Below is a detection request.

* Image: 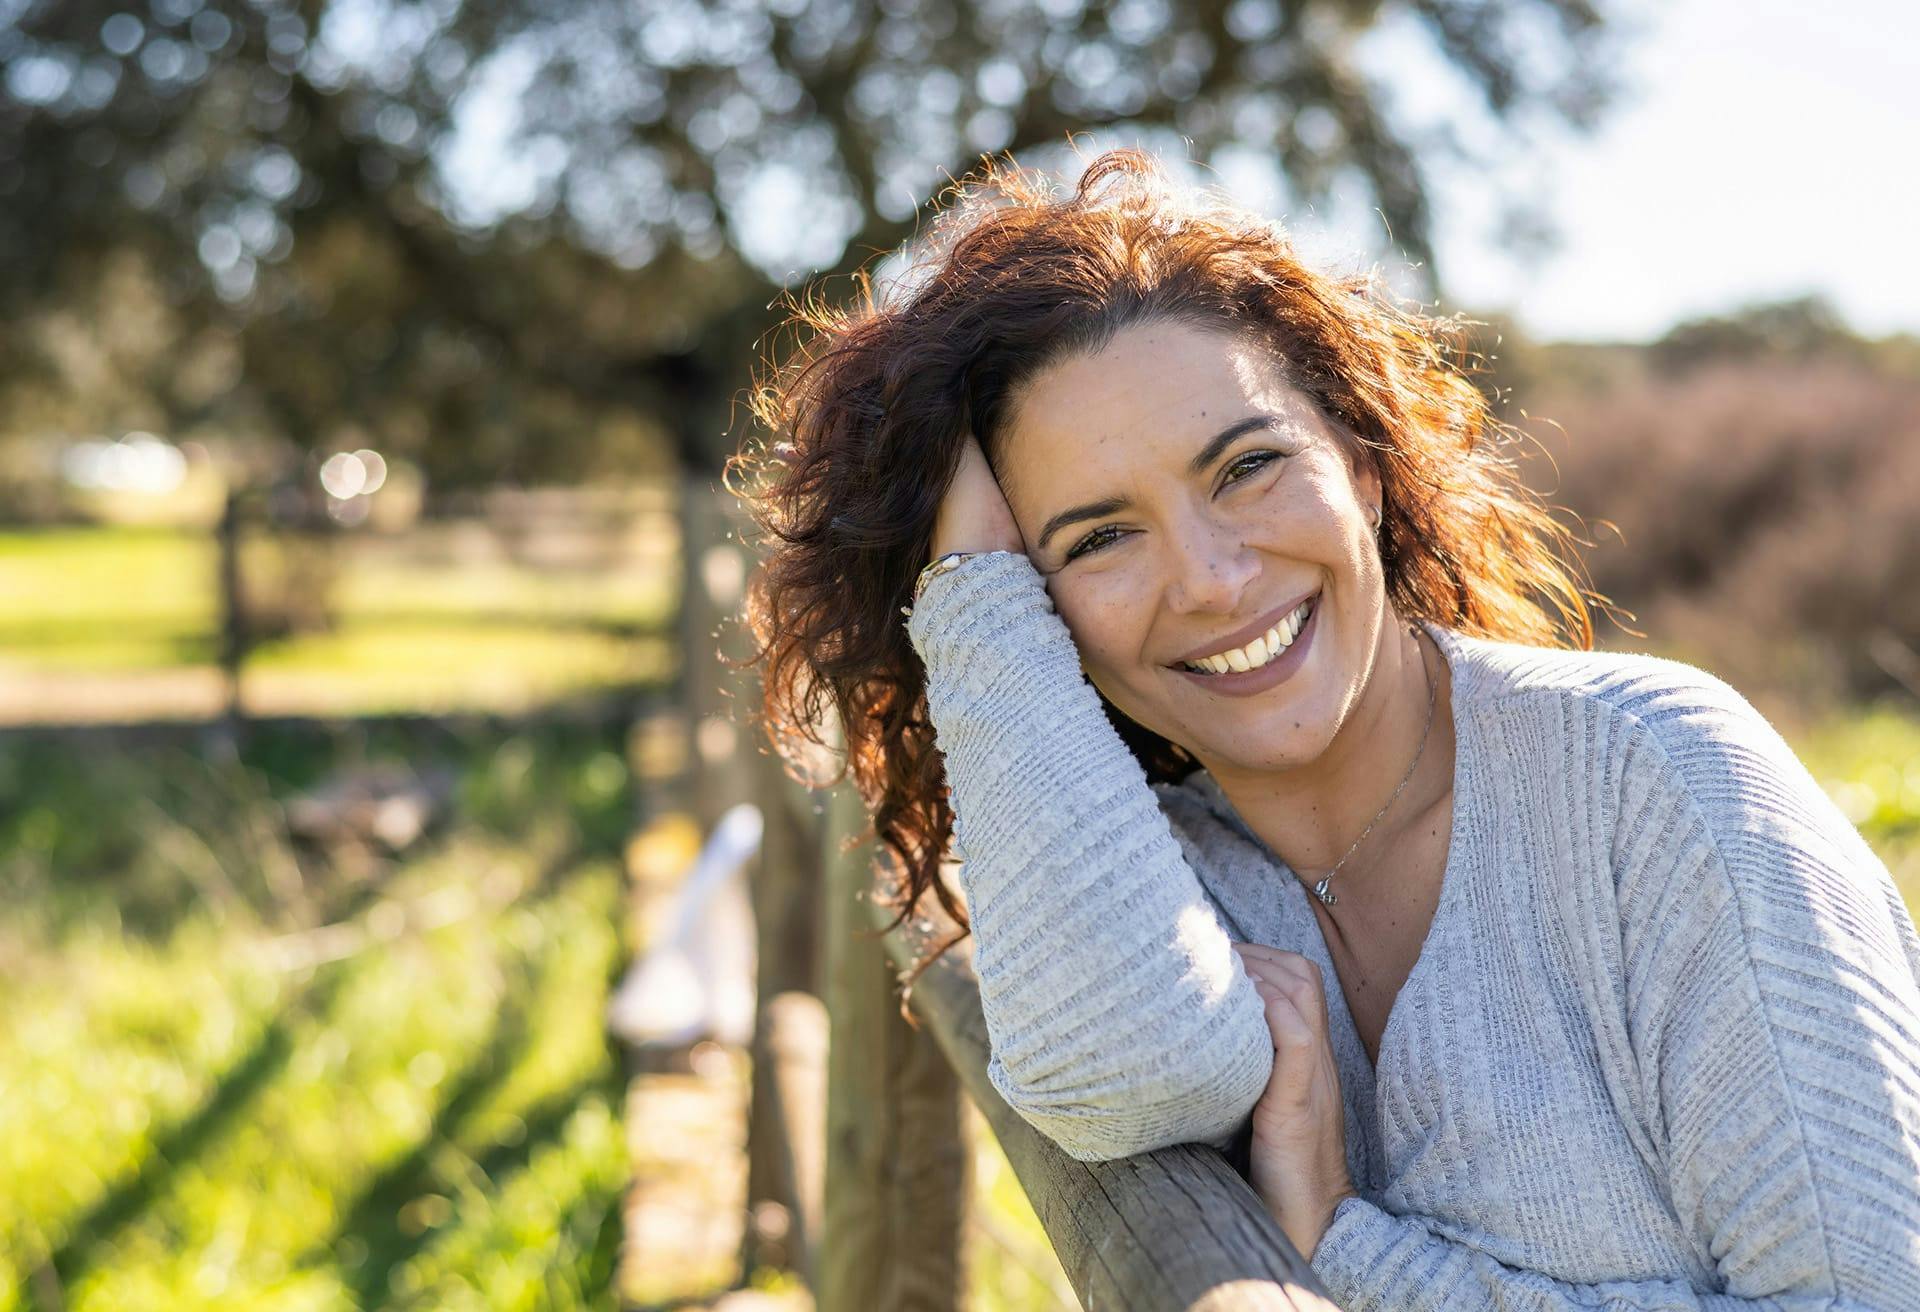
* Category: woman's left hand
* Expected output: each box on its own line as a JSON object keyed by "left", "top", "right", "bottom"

{"left": 1232, "top": 941, "right": 1359, "bottom": 1262}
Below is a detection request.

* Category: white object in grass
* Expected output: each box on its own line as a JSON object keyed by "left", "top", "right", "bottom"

{"left": 607, "top": 802, "right": 761, "bottom": 1049}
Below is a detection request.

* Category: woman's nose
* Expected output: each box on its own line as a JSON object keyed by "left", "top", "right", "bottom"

{"left": 1165, "top": 518, "right": 1258, "bottom": 614}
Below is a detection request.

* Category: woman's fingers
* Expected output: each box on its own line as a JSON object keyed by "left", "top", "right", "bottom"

{"left": 1250, "top": 976, "right": 1316, "bottom": 1048}
{"left": 1234, "top": 945, "right": 1324, "bottom": 1001}
{"left": 1232, "top": 950, "right": 1342, "bottom": 1053}
{"left": 1245, "top": 956, "right": 1313, "bottom": 1002}
{"left": 1232, "top": 941, "right": 1315, "bottom": 980}
{"left": 1242, "top": 959, "right": 1318, "bottom": 1039}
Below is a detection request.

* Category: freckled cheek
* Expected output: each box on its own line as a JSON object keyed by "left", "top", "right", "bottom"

{"left": 1249, "top": 508, "right": 1367, "bottom": 582}
{"left": 1054, "top": 593, "right": 1155, "bottom": 680}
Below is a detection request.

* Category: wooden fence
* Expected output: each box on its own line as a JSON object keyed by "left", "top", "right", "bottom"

{"left": 654, "top": 478, "right": 1339, "bottom": 1310}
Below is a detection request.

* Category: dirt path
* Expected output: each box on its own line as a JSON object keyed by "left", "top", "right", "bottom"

{"left": 619, "top": 810, "right": 812, "bottom": 1311}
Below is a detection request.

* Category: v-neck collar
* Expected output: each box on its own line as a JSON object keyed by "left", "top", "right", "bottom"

{"left": 1172, "top": 619, "right": 1481, "bottom": 1188}
{"left": 1355, "top": 618, "right": 1473, "bottom": 1078}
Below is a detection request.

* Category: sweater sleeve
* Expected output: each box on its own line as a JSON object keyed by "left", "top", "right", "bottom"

{"left": 1308, "top": 670, "right": 1920, "bottom": 1311}
{"left": 904, "top": 549, "right": 1275, "bottom": 1163}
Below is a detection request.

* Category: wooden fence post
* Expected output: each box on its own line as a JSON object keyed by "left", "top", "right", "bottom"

{"left": 820, "top": 779, "right": 971, "bottom": 1311}
{"left": 676, "top": 472, "right": 827, "bottom": 1285}
{"left": 215, "top": 484, "right": 248, "bottom": 751}
{"left": 744, "top": 744, "right": 829, "bottom": 1285}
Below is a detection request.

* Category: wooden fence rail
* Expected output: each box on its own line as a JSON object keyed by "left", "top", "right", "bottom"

{"left": 659, "top": 478, "right": 1340, "bottom": 1310}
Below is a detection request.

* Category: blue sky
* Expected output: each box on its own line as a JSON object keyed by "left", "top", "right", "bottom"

{"left": 1021, "top": 0, "right": 1920, "bottom": 343}
{"left": 1354, "top": 0, "right": 1920, "bottom": 340}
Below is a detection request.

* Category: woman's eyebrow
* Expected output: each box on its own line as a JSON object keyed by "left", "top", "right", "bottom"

{"left": 1034, "top": 414, "right": 1280, "bottom": 552}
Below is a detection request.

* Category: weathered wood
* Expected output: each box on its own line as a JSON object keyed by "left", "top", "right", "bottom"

{"left": 678, "top": 475, "right": 828, "bottom": 1285}
{"left": 861, "top": 851, "right": 1340, "bottom": 1311}
{"left": 762, "top": 988, "right": 829, "bottom": 1286}
{"left": 821, "top": 782, "right": 970, "bottom": 1312}
{"left": 745, "top": 743, "right": 830, "bottom": 1282}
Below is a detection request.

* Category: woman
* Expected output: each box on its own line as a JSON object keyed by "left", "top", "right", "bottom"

{"left": 731, "top": 148, "right": 1920, "bottom": 1308}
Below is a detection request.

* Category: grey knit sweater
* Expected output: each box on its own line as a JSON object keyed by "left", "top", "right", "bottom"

{"left": 905, "top": 550, "right": 1920, "bottom": 1310}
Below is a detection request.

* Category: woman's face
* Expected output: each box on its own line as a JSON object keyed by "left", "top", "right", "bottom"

{"left": 993, "top": 317, "right": 1392, "bottom": 776}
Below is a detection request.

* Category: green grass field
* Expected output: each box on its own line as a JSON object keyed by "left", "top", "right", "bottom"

{"left": 0, "top": 720, "right": 636, "bottom": 1311}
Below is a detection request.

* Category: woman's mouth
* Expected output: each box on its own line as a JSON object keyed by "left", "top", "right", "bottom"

{"left": 1170, "top": 594, "right": 1318, "bottom": 696}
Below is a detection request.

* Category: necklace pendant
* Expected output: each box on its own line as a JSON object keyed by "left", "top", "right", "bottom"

{"left": 1312, "top": 877, "right": 1337, "bottom": 906}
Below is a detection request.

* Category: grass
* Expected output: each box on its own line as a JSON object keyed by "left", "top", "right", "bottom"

{"left": 240, "top": 624, "right": 672, "bottom": 717}
{"left": 0, "top": 522, "right": 676, "bottom": 720}
{"left": 1795, "top": 698, "right": 1920, "bottom": 906}
{"left": 0, "top": 719, "right": 635, "bottom": 1311}
{"left": 0, "top": 526, "right": 218, "bottom": 630}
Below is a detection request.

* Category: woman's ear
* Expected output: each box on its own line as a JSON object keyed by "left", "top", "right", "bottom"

{"left": 1343, "top": 434, "right": 1384, "bottom": 517}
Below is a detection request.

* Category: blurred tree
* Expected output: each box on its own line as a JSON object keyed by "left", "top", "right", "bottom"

{"left": 0, "top": 0, "right": 1624, "bottom": 483}
{"left": 1650, "top": 294, "right": 1869, "bottom": 375}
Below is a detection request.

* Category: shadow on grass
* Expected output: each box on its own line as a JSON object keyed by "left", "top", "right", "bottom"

{"left": 301, "top": 949, "right": 538, "bottom": 1295}
{"left": 308, "top": 870, "right": 610, "bottom": 1307}
{"left": 333, "top": 1064, "right": 625, "bottom": 1310}
{"left": 39, "top": 959, "right": 353, "bottom": 1299}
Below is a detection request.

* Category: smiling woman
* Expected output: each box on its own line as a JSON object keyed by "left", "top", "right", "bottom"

{"left": 988, "top": 320, "right": 1412, "bottom": 785}
{"left": 726, "top": 148, "right": 1920, "bottom": 1307}
{"left": 731, "top": 147, "right": 1588, "bottom": 905}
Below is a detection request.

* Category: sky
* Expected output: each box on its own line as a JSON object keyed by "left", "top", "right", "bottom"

{"left": 1356, "top": 0, "right": 1920, "bottom": 341}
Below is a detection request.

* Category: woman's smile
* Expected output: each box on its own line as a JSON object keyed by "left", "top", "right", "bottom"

{"left": 1169, "top": 589, "right": 1320, "bottom": 697}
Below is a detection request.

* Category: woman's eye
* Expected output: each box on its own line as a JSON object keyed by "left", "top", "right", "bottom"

{"left": 1065, "top": 524, "right": 1127, "bottom": 561}
{"left": 1065, "top": 452, "right": 1282, "bottom": 562}
{"left": 1221, "top": 450, "right": 1281, "bottom": 487}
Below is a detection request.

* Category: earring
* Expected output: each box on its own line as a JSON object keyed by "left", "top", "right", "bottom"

{"left": 1364, "top": 503, "right": 1382, "bottom": 530}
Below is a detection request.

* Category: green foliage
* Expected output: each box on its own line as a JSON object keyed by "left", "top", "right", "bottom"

{"left": 0, "top": 721, "right": 635, "bottom": 1310}
{"left": 1650, "top": 295, "right": 1881, "bottom": 376}
{"left": 1796, "top": 702, "right": 1920, "bottom": 907}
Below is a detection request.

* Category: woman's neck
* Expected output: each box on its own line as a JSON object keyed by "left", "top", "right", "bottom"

{"left": 1199, "top": 615, "right": 1456, "bottom": 883}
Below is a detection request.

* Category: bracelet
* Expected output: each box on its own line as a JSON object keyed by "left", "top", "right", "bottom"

{"left": 900, "top": 551, "right": 984, "bottom": 619}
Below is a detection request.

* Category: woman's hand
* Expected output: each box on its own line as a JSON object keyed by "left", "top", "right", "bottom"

{"left": 1231, "top": 941, "right": 1359, "bottom": 1263}
{"left": 930, "top": 433, "right": 1027, "bottom": 561}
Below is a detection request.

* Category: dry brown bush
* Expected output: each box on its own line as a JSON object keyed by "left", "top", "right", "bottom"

{"left": 1511, "top": 356, "right": 1920, "bottom": 705}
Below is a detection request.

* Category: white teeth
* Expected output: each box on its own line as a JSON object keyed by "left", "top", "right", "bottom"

{"left": 1182, "top": 598, "right": 1314, "bottom": 675}
{"left": 1285, "top": 598, "right": 1312, "bottom": 641}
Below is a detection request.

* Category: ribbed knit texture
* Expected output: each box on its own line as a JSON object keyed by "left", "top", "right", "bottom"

{"left": 906, "top": 550, "right": 1920, "bottom": 1310}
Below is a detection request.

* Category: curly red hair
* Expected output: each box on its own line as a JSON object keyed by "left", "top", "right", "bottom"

{"left": 727, "top": 147, "right": 1602, "bottom": 1014}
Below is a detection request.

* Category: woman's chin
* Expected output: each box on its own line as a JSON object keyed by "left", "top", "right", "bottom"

{"left": 1178, "top": 701, "right": 1341, "bottom": 775}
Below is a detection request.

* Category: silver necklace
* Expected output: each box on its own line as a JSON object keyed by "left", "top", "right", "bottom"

{"left": 1305, "top": 625, "right": 1436, "bottom": 907}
